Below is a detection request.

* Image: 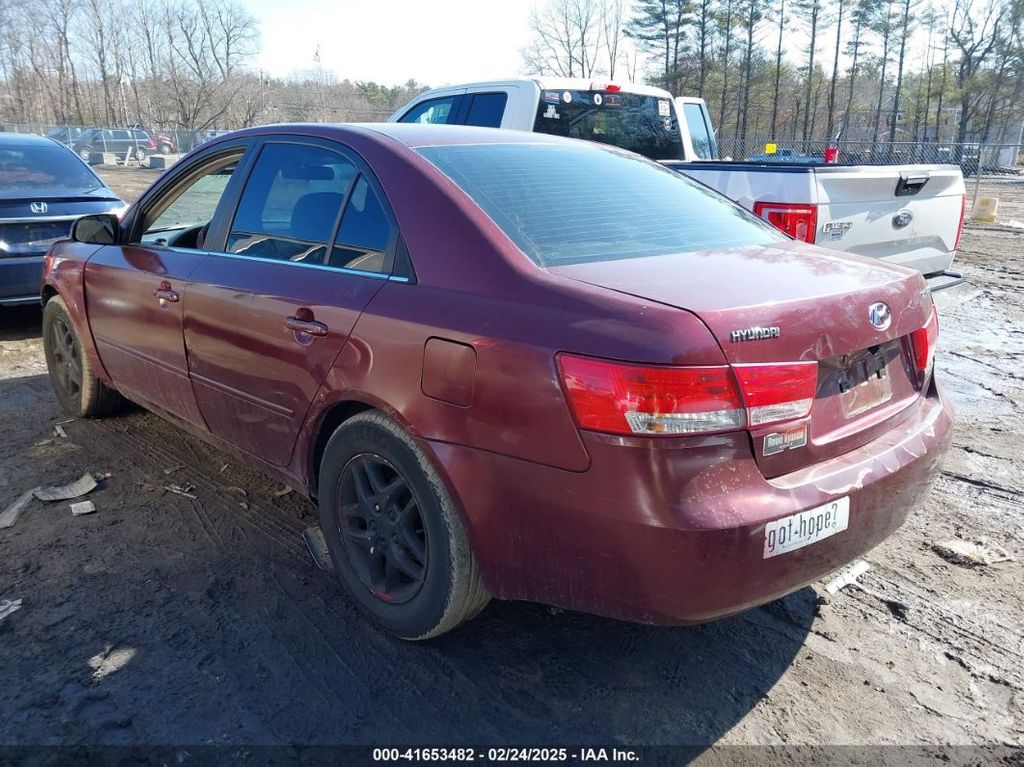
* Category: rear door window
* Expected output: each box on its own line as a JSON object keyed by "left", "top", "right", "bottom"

{"left": 328, "top": 176, "right": 393, "bottom": 273}
{"left": 461, "top": 93, "right": 508, "bottom": 128}
{"left": 228, "top": 142, "right": 357, "bottom": 263}
{"left": 399, "top": 96, "right": 458, "bottom": 125}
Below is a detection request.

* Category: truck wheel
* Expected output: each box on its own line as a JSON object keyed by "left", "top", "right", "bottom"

{"left": 42, "top": 296, "right": 124, "bottom": 418}
{"left": 318, "top": 411, "right": 490, "bottom": 640}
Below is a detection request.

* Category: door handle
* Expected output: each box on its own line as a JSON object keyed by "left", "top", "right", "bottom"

{"left": 154, "top": 281, "right": 179, "bottom": 303}
{"left": 286, "top": 316, "right": 328, "bottom": 337}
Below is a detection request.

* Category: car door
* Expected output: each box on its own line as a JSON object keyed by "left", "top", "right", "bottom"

{"left": 84, "top": 142, "right": 251, "bottom": 427}
{"left": 183, "top": 137, "right": 398, "bottom": 466}
{"left": 109, "top": 130, "right": 127, "bottom": 155}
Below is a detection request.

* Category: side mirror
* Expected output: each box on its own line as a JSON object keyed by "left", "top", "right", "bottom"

{"left": 72, "top": 213, "right": 121, "bottom": 245}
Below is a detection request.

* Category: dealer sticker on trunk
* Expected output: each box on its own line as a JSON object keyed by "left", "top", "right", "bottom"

{"left": 763, "top": 497, "right": 850, "bottom": 558}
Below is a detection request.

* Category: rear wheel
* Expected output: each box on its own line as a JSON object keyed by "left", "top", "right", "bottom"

{"left": 43, "top": 296, "right": 124, "bottom": 417}
{"left": 157, "top": 143, "right": 173, "bottom": 154}
{"left": 77, "top": 146, "right": 91, "bottom": 161}
{"left": 318, "top": 411, "right": 489, "bottom": 640}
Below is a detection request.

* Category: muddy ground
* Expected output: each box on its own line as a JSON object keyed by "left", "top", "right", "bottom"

{"left": 0, "top": 170, "right": 1021, "bottom": 750}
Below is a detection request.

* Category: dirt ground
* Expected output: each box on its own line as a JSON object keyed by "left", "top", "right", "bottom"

{"left": 0, "top": 169, "right": 1021, "bottom": 751}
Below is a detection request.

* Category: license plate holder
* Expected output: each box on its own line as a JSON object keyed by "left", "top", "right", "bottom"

{"left": 839, "top": 351, "right": 893, "bottom": 418}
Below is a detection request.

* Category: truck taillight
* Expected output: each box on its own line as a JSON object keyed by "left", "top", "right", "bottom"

{"left": 910, "top": 307, "right": 939, "bottom": 374}
{"left": 557, "top": 354, "right": 817, "bottom": 437}
{"left": 753, "top": 202, "right": 818, "bottom": 244}
{"left": 954, "top": 193, "right": 967, "bottom": 252}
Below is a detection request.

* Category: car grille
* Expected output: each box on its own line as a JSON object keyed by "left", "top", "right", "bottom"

{"left": 0, "top": 220, "right": 73, "bottom": 256}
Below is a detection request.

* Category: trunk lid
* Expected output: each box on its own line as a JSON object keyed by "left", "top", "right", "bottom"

{"left": 549, "top": 242, "right": 933, "bottom": 477}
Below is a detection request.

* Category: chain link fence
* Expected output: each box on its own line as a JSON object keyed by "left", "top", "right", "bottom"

{"left": 0, "top": 122, "right": 229, "bottom": 159}
{"left": 715, "top": 136, "right": 1024, "bottom": 176}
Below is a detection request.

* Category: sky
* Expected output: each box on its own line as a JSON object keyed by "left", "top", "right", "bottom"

{"left": 247, "top": 0, "right": 538, "bottom": 86}
{"left": 245, "top": 0, "right": 936, "bottom": 91}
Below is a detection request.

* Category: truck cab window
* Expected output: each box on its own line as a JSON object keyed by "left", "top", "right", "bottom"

{"left": 462, "top": 93, "right": 507, "bottom": 128}
{"left": 399, "top": 96, "right": 457, "bottom": 125}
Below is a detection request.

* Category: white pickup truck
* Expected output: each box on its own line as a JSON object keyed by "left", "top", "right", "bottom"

{"left": 389, "top": 78, "right": 966, "bottom": 290}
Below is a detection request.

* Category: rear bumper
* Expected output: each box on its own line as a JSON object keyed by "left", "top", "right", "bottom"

{"left": 925, "top": 270, "right": 965, "bottom": 292}
{"left": 0, "top": 255, "right": 44, "bottom": 305}
{"left": 432, "top": 380, "right": 953, "bottom": 624}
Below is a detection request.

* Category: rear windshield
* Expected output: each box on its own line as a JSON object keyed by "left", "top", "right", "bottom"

{"left": 418, "top": 143, "right": 783, "bottom": 266}
{"left": 532, "top": 90, "right": 684, "bottom": 161}
{"left": 0, "top": 144, "right": 101, "bottom": 195}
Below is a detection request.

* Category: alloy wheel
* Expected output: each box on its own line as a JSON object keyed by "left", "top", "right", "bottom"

{"left": 336, "top": 454, "right": 428, "bottom": 604}
{"left": 49, "top": 317, "right": 82, "bottom": 403}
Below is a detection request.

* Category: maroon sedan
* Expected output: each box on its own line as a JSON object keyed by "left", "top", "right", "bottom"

{"left": 41, "top": 124, "right": 952, "bottom": 639}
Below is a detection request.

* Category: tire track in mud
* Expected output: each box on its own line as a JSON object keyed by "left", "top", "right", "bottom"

{"left": 76, "top": 416, "right": 307, "bottom": 558}
{"left": 849, "top": 562, "right": 1024, "bottom": 692}
{"left": 61, "top": 415, "right": 426, "bottom": 737}
{"left": 931, "top": 473, "right": 1024, "bottom": 536}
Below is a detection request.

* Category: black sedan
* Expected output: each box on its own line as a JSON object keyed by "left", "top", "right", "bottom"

{"left": 0, "top": 133, "right": 125, "bottom": 306}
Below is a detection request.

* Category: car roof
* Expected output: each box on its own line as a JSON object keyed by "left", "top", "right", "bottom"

{"left": 0, "top": 132, "right": 62, "bottom": 148}
{"left": 220, "top": 122, "right": 584, "bottom": 152}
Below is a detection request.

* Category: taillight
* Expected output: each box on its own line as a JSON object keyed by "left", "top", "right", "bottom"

{"left": 910, "top": 307, "right": 939, "bottom": 373}
{"left": 732, "top": 362, "right": 818, "bottom": 426}
{"left": 753, "top": 201, "right": 818, "bottom": 244}
{"left": 953, "top": 193, "right": 966, "bottom": 252}
{"left": 557, "top": 354, "right": 817, "bottom": 437}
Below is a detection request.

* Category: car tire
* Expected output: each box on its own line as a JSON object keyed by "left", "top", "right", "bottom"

{"left": 318, "top": 411, "right": 490, "bottom": 640}
{"left": 42, "top": 296, "right": 124, "bottom": 418}
{"left": 157, "top": 143, "right": 172, "bottom": 154}
{"left": 77, "top": 146, "right": 91, "bottom": 161}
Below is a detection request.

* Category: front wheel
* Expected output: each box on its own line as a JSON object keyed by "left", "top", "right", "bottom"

{"left": 318, "top": 411, "right": 490, "bottom": 640}
{"left": 43, "top": 296, "right": 124, "bottom": 417}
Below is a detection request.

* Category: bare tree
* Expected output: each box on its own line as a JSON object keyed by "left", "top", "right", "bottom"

{"left": 840, "top": 0, "right": 870, "bottom": 138}
{"left": 826, "top": 0, "right": 846, "bottom": 138}
{"left": 522, "top": 0, "right": 604, "bottom": 78}
{"left": 736, "top": 0, "right": 764, "bottom": 142}
{"left": 870, "top": 0, "right": 896, "bottom": 145}
{"left": 694, "top": 0, "right": 714, "bottom": 96}
{"left": 601, "top": 0, "right": 626, "bottom": 79}
{"left": 888, "top": 0, "right": 920, "bottom": 140}
{"left": 949, "top": 0, "right": 1006, "bottom": 148}
{"left": 770, "top": 0, "right": 786, "bottom": 136}
{"left": 717, "top": 0, "right": 737, "bottom": 131}
{"left": 626, "top": 0, "right": 693, "bottom": 93}
{"left": 794, "top": 0, "right": 824, "bottom": 145}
